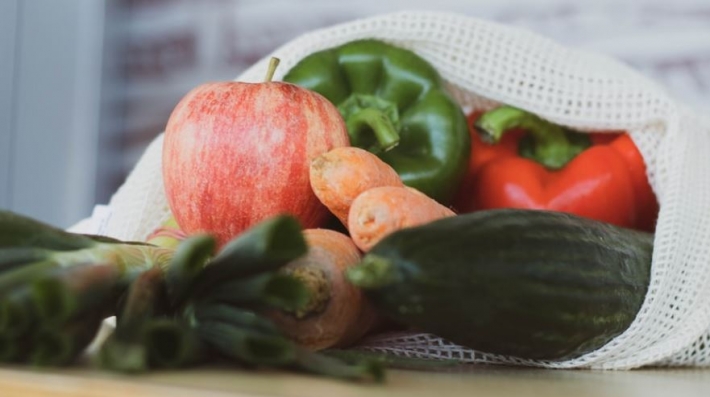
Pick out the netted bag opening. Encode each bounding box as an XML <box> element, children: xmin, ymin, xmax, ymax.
<box><xmin>100</xmin><ymin>11</ymin><xmax>710</xmax><ymax>369</ymax></box>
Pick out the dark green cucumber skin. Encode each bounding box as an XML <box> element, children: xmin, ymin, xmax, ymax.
<box><xmin>363</xmin><ymin>209</ymin><xmax>653</xmax><ymax>361</ymax></box>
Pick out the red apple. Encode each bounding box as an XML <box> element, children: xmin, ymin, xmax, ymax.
<box><xmin>163</xmin><ymin>59</ymin><xmax>350</xmax><ymax>246</ymax></box>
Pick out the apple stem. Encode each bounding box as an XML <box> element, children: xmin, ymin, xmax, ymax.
<box><xmin>265</xmin><ymin>57</ymin><xmax>280</xmax><ymax>83</ymax></box>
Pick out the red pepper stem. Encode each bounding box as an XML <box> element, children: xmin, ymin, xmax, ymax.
<box><xmin>474</xmin><ymin>106</ymin><xmax>589</xmax><ymax>170</ymax></box>
<box><xmin>346</xmin><ymin>108</ymin><xmax>400</xmax><ymax>152</ymax></box>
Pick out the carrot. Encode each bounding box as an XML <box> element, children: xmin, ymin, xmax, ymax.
<box><xmin>265</xmin><ymin>228</ymin><xmax>379</xmax><ymax>351</ymax></box>
<box><xmin>310</xmin><ymin>147</ymin><xmax>404</xmax><ymax>225</ymax></box>
<box><xmin>348</xmin><ymin>186</ymin><xmax>456</xmax><ymax>252</ymax></box>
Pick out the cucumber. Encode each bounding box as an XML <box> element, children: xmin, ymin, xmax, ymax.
<box><xmin>347</xmin><ymin>209</ymin><xmax>653</xmax><ymax>361</ymax></box>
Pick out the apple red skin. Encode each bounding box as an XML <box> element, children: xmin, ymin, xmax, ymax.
<box><xmin>163</xmin><ymin>81</ymin><xmax>350</xmax><ymax>246</ymax></box>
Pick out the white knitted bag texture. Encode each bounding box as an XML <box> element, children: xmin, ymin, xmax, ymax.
<box><xmin>97</xmin><ymin>11</ymin><xmax>710</xmax><ymax>370</ymax></box>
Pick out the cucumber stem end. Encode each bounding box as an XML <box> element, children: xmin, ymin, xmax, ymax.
<box><xmin>346</xmin><ymin>255</ymin><xmax>397</xmax><ymax>290</ymax></box>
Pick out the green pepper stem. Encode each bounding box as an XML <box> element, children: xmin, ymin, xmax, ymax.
<box><xmin>346</xmin><ymin>255</ymin><xmax>398</xmax><ymax>290</ymax></box>
<box><xmin>474</xmin><ymin>106</ymin><xmax>590</xmax><ymax>170</ymax></box>
<box><xmin>338</xmin><ymin>94</ymin><xmax>402</xmax><ymax>153</ymax></box>
<box><xmin>346</xmin><ymin>108</ymin><xmax>400</xmax><ymax>152</ymax></box>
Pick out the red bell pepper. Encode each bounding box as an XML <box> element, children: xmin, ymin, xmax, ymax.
<box><xmin>452</xmin><ymin>106</ymin><xmax>659</xmax><ymax>231</ymax></box>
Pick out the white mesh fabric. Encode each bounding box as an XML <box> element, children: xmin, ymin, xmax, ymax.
<box><xmin>100</xmin><ymin>11</ymin><xmax>710</xmax><ymax>369</ymax></box>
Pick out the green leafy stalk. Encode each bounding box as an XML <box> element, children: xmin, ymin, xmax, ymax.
<box><xmin>165</xmin><ymin>234</ymin><xmax>216</xmax><ymax>307</ymax></box>
<box><xmin>325</xmin><ymin>349</ymin><xmax>459</xmax><ymax>371</ymax></box>
<box><xmin>0</xmin><ymin>209</ymin><xmax>175</xmax><ymax>290</ymax></box>
<box><xmin>51</xmin><ymin>242</ymin><xmax>174</xmax><ymax>286</ymax></box>
<box><xmin>101</xmin><ymin>318</ymin><xmax>203</xmax><ymax>373</ymax></box>
<box><xmin>194</xmin><ymin>216</ymin><xmax>307</xmax><ymax>292</ymax></box>
<box><xmin>0</xmin><ymin>240</ymin><xmax>173</xmax><ymax>305</ymax></box>
<box><xmin>98</xmin><ymin>334</ymin><xmax>149</xmax><ymax>373</ymax></box>
<box><xmin>0</xmin><ymin>248</ymin><xmax>50</xmax><ymax>273</ymax></box>
<box><xmin>30</xmin><ymin>312</ymin><xmax>103</xmax><ymax>367</ymax></box>
<box><xmin>113</xmin><ymin>265</ymin><xmax>166</xmax><ymax>335</ymax></box>
<box><xmin>99</xmin><ymin>265</ymin><xmax>167</xmax><ymax>373</ymax></box>
<box><xmin>294</xmin><ymin>347</ymin><xmax>385</xmax><ymax>382</ymax></box>
<box><xmin>197</xmin><ymin>273</ymin><xmax>309</xmax><ymax>312</ymax></box>
<box><xmin>0</xmin><ymin>333</ymin><xmax>26</xmax><ymax>363</ymax></box>
<box><xmin>197</xmin><ymin>321</ymin><xmax>296</xmax><ymax>366</ymax></box>
<box><xmin>32</xmin><ymin>263</ymin><xmax>122</xmax><ymax>324</ymax></box>
<box><xmin>144</xmin><ymin>319</ymin><xmax>202</xmax><ymax>369</ymax></box>
<box><xmin>0</xmin><ymin>210</ymin><xmax>96</xmax><ymax>251</ymax></box>
<box><xmin>190</xmin><ymin>304</ymin><xmax>281</xmax><ymax>336</ymax></box>
<box><xmin>0</xmin><ymin>260</ymin><xmax>60</xmax><ymax>295</ymax></box>
<box><xmin>0</xmin><ymin>286</ymin><xmax>35</xmax><ymax>337</ymax></box>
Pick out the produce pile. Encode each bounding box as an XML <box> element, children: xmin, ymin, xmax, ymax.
<box><xmin>159</xmin><ymin>38</ymin><xmax>658</xmax><ymax>363</ymax></box>
<box><xmin>6</xmin><ymin>28</ymin><xmax>706</xmax><ymax>378</ymax></box>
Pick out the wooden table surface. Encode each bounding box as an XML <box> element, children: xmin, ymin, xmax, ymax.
<box><xmin>2</xmin><ymin>363</ymin><xmax>709</xmax><ymax>397</ymax></box>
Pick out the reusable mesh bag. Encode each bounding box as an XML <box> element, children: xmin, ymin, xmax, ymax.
<box><xmin>97</xmin><ymin>11</ymin><xmax>710</xmax><ymax>369</ymax></box>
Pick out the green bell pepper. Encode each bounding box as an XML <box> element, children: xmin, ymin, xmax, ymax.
<box><xmin>282</xmin><ymin>39</ymin><xmax>470</xmax><ymax>205</ymax></box>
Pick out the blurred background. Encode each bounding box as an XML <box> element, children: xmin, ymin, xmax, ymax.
<box><xmin>1</xmin><ymin>0</ymin><xmax>709</xmax><ymax>229</ymax></box>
